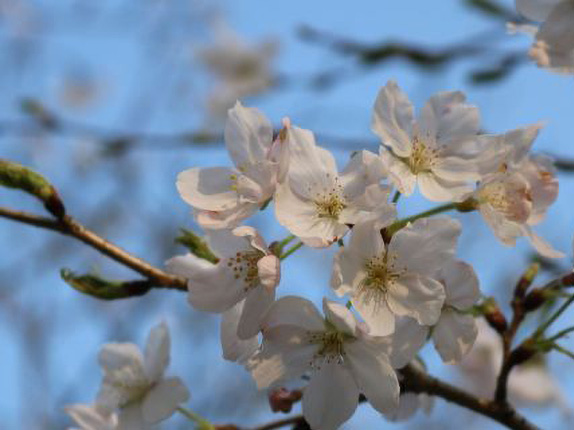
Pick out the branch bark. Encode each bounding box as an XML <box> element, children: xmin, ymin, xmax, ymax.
<box><xmin>0</xmin><ymin>207</ymin><xmax>186</xmax><ymax>291</ymax></box>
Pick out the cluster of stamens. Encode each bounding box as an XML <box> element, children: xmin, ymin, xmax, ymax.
<box><xmin>227</xmin><ymin>249</ymin><xmax>265</xmax><ymax>291</ymax></box>
<box><xmin>357</xmin><ymin>252</ymin><xmax>404</xmax><ymax>310</ymax></box>
<box><xmin>306</xmin><ymin>329</ymin><xmax>350</xmax><ymax>369</ymax></box>
<box><xmin>478</xmin><ymin>182</ymin><xmax>530</xmax><ymax>222</ymax></box>
<box><xmin>312</xmin><ymin>175</ymin><xmax>347</xmax><ymax>219</ymax></box>
<box><xmin>405</xmin><ymin>137</ymin><xmax>438</xmax><ymax>174</ymax></box>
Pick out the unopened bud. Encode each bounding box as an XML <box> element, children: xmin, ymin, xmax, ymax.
<box><xmin>481</xmin><ymin>298</ymin><xmax>508</xmax><ymax>334</ymax></box>
<box><xmin>512</xmin><ymin>342</ymin><xmax>538</xmax><ymax>366</ymax></box>
<box><xmin>268</xmin><ymin>388</ymin><xmax>302</xmax><ymax>413</ymax></box>
<box><xmin>561</xmin><ymin>272</ymin><xmax>574</xmax><ymax>287</ymax></box>
<box><xmin>523</xmin><ymin>288</ymin><xmax>549</xmax><ymax>312</ymax></box>
<box><xmin>0</xmin><ymin>159</ymin><xmax>66</xmax><ymax>218</ymax></box>
<box><xmin>514</xmin><ymin>263</ymin><xmax>540</xmax><ymax>299</ymax></box>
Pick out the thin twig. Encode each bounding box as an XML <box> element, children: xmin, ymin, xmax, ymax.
<box><xmin>251</xmin><ymin>415</ymin><xmax>304</xmax><ymax>430</ymax></box>
<box><xmin>0</xmin><ymin>207</ymin><xmax>186</xmax><ymax>290</ymax></box>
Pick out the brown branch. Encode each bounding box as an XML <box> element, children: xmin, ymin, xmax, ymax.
<box><xmin>401</xmin><ymin>364</ymin><xmax>540</xmax><ymax>430</ymax></box>
<box><xmin>0</xmin><ymin>207</ymin><xmax>186</xmax><ymax>291</ymax></box>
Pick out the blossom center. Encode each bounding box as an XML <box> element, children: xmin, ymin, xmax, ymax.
<box><xmin>478</xmin><ymin>182</ymin><xmax>530</xmax><ymax>222</ymax></box>
<box><xmin>405</xmin><ymin>138</ymin><xmax>437</xmax><ymax>174</ymax></box>
<box><xmin>356</xmin><ymin>252</ymin><xmax>403</xmax><ymax>310</ymax></box>
<box><xmin>312</xmin><ymin>176</ymin><xmax>347</xmax><ymax>219</ymax></box>
<box><xmin>307</xmin><ymin>328</ymin><xmax>352</xmax><ymax>368</ymax></box>
<box><xmin>106</xmin><ymin>365</ymin><xmax>152</xmax><ymax>408</ymax></box>
<box><xmin>227</xmin><ymin>249</ymin><xmax>266</xmax><ymax>290</ymax></box>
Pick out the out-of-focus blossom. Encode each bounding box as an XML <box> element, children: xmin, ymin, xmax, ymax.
<box><xmin>167</xmin><ymin>226</ymin><xmax>280</xmax><ymax>340</ymax></box>
<box><xmin>177</xmin><ymin>102</ymin><xmax>289</xmax><ymax>229</ymax></box>
<box><xmin>65</xmin><ymin>404</ymin><xmax>118</xmax><ymax>430</ymax></box>
<box><xmin>512</xmin><ymin>0</ymin><xmax>574</xmax><ymax>74</ymax></box>
<box><xmin>372</xmin><ymin>81</ymin><xmax>492</xmax><ymax>202</ymax></box>
<box><xmin>472</xmin><ymin>125</ymin><xmax>562</xmax><ymax>258</ymax></box>
<box><xmin>95</xmin><ymin>322</ymin><xmax>190</xmax><ymax>429</ymax></box>
<box><xmin>199</xmin><ymin>21</ymin><xmax>277</xmax><ymax>119</ymax></box>
<box><xmin>275</xmin><ymin>125</ymin><xmax>395</xmax><ymax>247</ymax></box>
<box><xmin>460</xmin><ymin>319</ymin><xmax>570</xmax><ymax>413</ymax></box>
<box><xmin>332</xmin><ymin>216</ymin><xmax>461</xmax><ymax>336</ymax></box>
<box><xmin>250</xmin><ymin>297</ymin><xmax>399</xmax><ymax>430</ymax></box>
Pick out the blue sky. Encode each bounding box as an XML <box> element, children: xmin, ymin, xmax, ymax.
<box><xmin>1</xmin><ymin>0</ymin><xmax>574</xmax><ymax>429</ymax></box>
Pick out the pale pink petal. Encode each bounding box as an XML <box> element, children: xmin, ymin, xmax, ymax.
<box><xmin>388</xmin><ymin>317</ymin><xmax>428</xmax><ymax>369</ymax></box>
<box><xmin>352</xmin><ymin>295</ymin><xmax>395</xmax><ymax>337</ymax></box>
<box><xmin>98</xmin><ymin>343</ymin><xmax>143</xmax><ymax>373</ymax></box>
<box><xmin>387</xmin><ymin>274</ymin><xmax>445</xmax><ymax>326</ymax></box>
<box><xmin>144</xmin><ymin>321</ymin><xmax>170</xmax><ymax>382</ymax></box>
<box><xmin>261</xmin><ymin>296</ymin><xmax>324</xmax><ymax>332</ymax></box>
<box><xmin>257</xmin><ymin>255</ymin><xmax>281</xmax><ymax>292</ymax></box>
<box><xmin>433</xmin><ymin>310</ymin><xmax>478</xmax><ymax>364</ymax></box>
<box><xmin>142</xmin><ymin>377</ymin><xmax>190</xmax><ymax>423</ymax></box>
<box><xmin>441</xmin><ymin>260</ymin><xmax>480</xmax><ymax>310</ymax></box>
<box><xmin>176</xmin><ymin>167</ymin><xmax>238</xmax><ymax>211</ymax></box>
<box><xmin>237</xmin><ymin>285</ymin><xmax>276</xmax><ymax>339</ymax></box>
<box><xmin>372</xmin><ymin>81</ymin><xmax>414</xmax><ymax>157</ymax></box>
<box><xmin>117</xmin><ymin>405</ymin><xmax>151</xmax><ymax>430</ymax></box>
<box><xmin>322</xmin><ymin>299</ymin><xmax>356</xmax><ymax>335</ymax></box>
<box><xmin>303</xmin><ymin>363</ymin><xmax>360</xmax><ymax>430</ymax></box>
<box><xmin>225</xmin><ymin>101</ymin><xmax>273</xmax><ymax>168</ymax></box>
<box><xmin>417</xmin><ymin>172</ymin><xmax>472</xmax><ymax>202</ymax></box>
<box><xmin>221</xmin><ymin>300</ymin><xmax>259</xmax><ymax>363</ymax></box>
<box><xmin>346</xmin><ymin>340</ymin><xmax>400</xmax><ymax>415</ymax></box>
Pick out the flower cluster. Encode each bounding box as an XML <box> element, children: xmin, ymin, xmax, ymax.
<box><xmin>165</xmin><ymin>79</ymin><xmax>562</xmax><ymax>429</ymax></box>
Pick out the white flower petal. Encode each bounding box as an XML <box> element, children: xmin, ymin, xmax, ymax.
<box><xmin>176</xmin><ymin>167</ymin><xmax>238</xmax><ymax>211</ymax></box>
<box><xmin>194</xmin><ymin>203</ymin><xmax>257</xmax><ymax>230</ymax></box>
<box><xmin>322</xmin><ymin>299</ymin><xmax>357</xmax><ymax>335</ymax></box>
<box><xmin>144</xmin><ymin>321</ymin><xmax>170</xmax><ymax>382</ymax></box>
<box><xmin>99</xmin><ymin>343</ymin><xmax>143</xmax><ymax>373</ymax></box>
<box><xmin>385</xmin><ymin>393</ymin><xmax>421</xmax><ymax>422</ymax></box>
<box><xmin>346</xmin><ymin>340</ymin><xmax>399</xmax><ymax>415</ymax></box>
<box><xmin>526</xmin><ymin>228</ymin><xmax>564</xmax><ymax>258</ymax></box>
<box><xmin>433</xmin><ymin>310</ymin><xmax>478</xmax><ymax>364</ymax></box>
<box><xmin>225</xmin><ymin>101</ymin><xmax>273</xmax><ymax>168</ymax></box>
<box><xmin>387</xmin><ymin>274</ymin><xmax>445</xmax><ymax>326</ymax></box>
<box><xmin>440</xmin><ymin>260</ymin><xmax>480</xmax><ymax>310</ymax></box>
<box><xmin>381</xmin><ymin>149</ymin><xmax>417</xmax><ymax>196</ymax></box>
<box><xmin>303</xmin><ymin>363</ymin><xmax>360</xmax><ymax>430</ymax></box>
<box><xmin>142</xmin><ymin>377</ymin><xmax>190</xmax><ymax>424</ymax></box>
<box><xmin>419</xmin><ymin>91</ymin><xmax>479</xmax><ymax>142</ymax></box>
<box><xmin>221</xmin><ymin>300</ymin><xmax>259</xmax><ymax>363</ymax></box>
<box><xmin>187</xmin><ymin>264</ymin><xmax>246</xmax><ymax>313</ymax></box>
<box><xmin>352</xmin><ymin>295</ymin><xmax>395</xmax><ymax>337</ymax></box>
<box><xmin>257</xmin><ymin>255</ymin><xmax>281</xmax><ymax>292</ymax></box>
<box><xmin>391</xmin><ymin>217</ymin><xmax>461</xmax><ymax>275</ymax></box>
<box><xmin>372</xmin><ymin>81</ymin><xmax>414</xmax><ymax>157</ymax></box>
<box><xmin>237</xmin><ymin>285</ymin><xmax>276</xmax><ymax>339</ymax></box>
<box><xmin>417</xmin><ymin>172</ymin><xmax>472</xmax><ymax>202</ymax></box>
<box><xmin>165</xmin><ymin>253</ymin><xmax>216</xmax><ymax>278</ymax></box>
<box><xmin>65</xmin><ymin>404</ymin><xmax>117</xmax><ymax>430</ymax></box>
<box><xmin>261</xmin><ymin>296</ymin><xmax>325</xmax><ymax>332</ymax></box>
<box><xmin>117</xmin><ymin>405</ymin><xmax>150</xmax><ymax>430</ymax></box>
<box><xmin>388</xmin><ymin>317</ymin><xmax>428</xmax><ymax>369</ymax></box>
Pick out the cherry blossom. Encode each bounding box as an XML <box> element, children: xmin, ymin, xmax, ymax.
<box><xmin>513</xmin><ymin>0</ymin><xmax>574</xmax><ymax>74</ymax></box>
<box><xmin>95</xmin><ymin>322</ymin><xmax>190</xmax><ymax>429</ymax></box>
<box><xmin>167</xmin><ymin>226</ymin><xmax>280</xmax><ymax>340</ymax></box>
<box><xmin>372</xmin><ymin>81</ymin><xmax>489</xmax><ymax>202</ymax></box>
<box><xmin>331</xmin><ymin>216</ymin><xmax>461</xmax><ymax>336</ymax></box>
<box><xmin>250</xmin><ymin>296</ymin><xmax>399</xmax><ymax>430</ymax></box>
<box><xmin>177</xmin><ymin>101</ymin><xmax>289</xmax><ymax>229</ymax></box>
<box><xmin>199</xmin><ymin>20</ymin><xmax>278</xmax><ymax>119</ymax></box>
<box><xmin>275</xmin><ymin>125</ymin><xmax>395</xmax><ymax>247</ymax></box>
<box><xmin>472</xmin><ymin>125</ymin><xmax>562</xmax><ymax>258</ymax></box>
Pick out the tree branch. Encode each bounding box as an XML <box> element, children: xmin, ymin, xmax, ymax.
<box><xmin>0</xmin><ymin>207</ymin><xmax>186</xmax><ymax>291</ymax></box>
<box><xmin>401</xmin><ymin>364</ymin><xmax>540</xmax><ymax>430</ymax></box>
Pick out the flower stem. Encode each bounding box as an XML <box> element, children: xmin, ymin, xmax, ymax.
<box><xmin>552</xmin><ymin>343</ymin><xmax>574</xmax><ymax>360</ymax></box>
<box><xmin>547</xmin><ymin>326</ymin><xmax>574</xmax><ymax>342</ymax></box>
<box><xmin>533</xmin><ymin>294</ymin><xmax>574</xmax><ymax>338</ymax></box>
<box><xmin>280</xmin><ymin>241</ymin><xmax>304</xmax><ymax>260</ymax></box>
<box><xmin>386</xmin><ymin>202</ymin><xmax>457</xmax><ymax>236</ymax></box>
<box><xmin>177</xmin><ymin>406</ymin><xmax>214</xmax><ymax>429</ymax></box>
